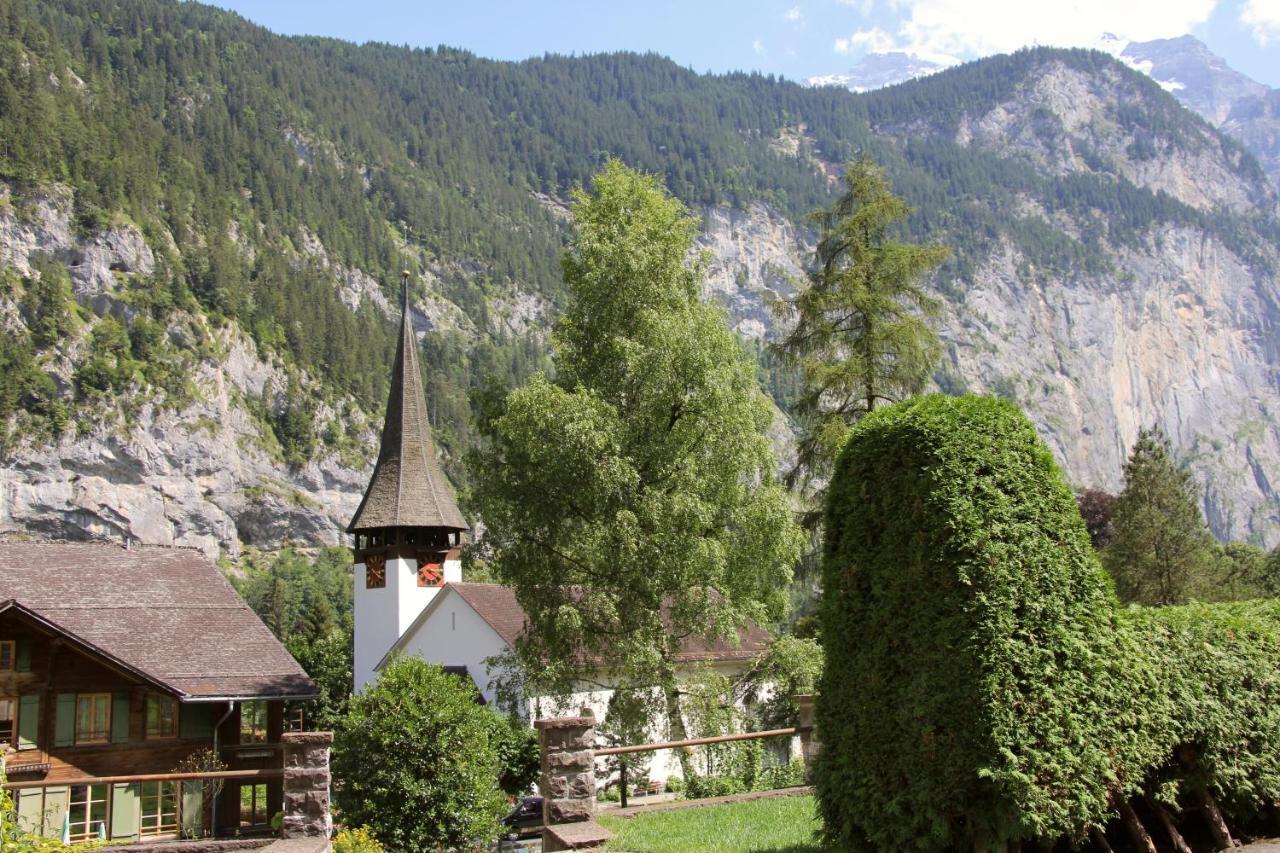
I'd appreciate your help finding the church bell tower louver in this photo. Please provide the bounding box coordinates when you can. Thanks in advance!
[349,271,467,691]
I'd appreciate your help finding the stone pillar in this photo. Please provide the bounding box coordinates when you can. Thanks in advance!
[536,714,597,852]
[796,694,821,784]
[281,731,333,840]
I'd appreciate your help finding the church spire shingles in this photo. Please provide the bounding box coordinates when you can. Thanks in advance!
[347,272,466,533]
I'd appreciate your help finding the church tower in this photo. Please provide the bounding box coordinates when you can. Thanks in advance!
[349,272,467,691]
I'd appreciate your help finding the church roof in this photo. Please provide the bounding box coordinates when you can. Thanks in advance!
[378,582,773,672]
[348,278,467,533]
[0,541,316,700]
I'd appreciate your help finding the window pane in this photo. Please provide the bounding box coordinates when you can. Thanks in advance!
[0,641,14,670]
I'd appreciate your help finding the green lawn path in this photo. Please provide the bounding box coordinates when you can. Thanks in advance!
[598,793,825,852]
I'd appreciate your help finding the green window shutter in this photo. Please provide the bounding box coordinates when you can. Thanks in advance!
[41,786,70,838]
[15,788,44,834]
[110,783,140,841]
[54,693,76,747]
[15,638,31,672]
[180,782,203,838]
[18,694,39,750]
[111,692,130,743]
[179,703,213,740]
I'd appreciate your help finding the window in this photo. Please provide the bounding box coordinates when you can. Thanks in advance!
[147,694,178,739]
[240,700,268,744]
[240,783,270,828]
[0,640,14,671]
[76,693,111,744]
[0,697,14,745]
[140,781,179,837]
[68,784,108,842]
[365,553,386,589]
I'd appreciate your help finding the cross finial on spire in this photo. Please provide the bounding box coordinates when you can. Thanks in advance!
[400,269,411,314]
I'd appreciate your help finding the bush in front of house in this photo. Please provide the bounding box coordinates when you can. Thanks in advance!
[333,658,509,850]
[816,394,1280,850]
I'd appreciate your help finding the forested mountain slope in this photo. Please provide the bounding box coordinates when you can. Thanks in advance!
[0,0,1276,552]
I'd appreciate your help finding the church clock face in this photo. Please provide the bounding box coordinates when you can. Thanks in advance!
[417,552,446,587]
[365,553,386,589]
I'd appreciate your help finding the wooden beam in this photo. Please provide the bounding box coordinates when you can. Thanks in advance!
[2,768,282,790]
[595,726,810,756]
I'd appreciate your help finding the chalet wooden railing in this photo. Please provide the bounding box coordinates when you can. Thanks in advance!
[1,767,283,790]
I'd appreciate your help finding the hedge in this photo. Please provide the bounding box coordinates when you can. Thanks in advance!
[815,394,1280,850]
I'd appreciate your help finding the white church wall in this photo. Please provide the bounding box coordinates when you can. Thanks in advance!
[392,585,509,703]
[354,554,455,692]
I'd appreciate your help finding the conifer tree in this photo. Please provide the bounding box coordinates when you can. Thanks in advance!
[776,157,949,522]
[1104,427,1217,605]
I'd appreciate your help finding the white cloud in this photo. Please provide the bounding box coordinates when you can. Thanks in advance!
[1241,0,1280,44]
[865,0,1220,62]
[784,5,804,23]
[753,38,766,56]
[834,26,897,54]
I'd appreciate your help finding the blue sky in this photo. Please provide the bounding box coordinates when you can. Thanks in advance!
[208,0,1280,87]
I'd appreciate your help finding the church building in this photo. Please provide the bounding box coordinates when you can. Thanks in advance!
[350,277,772,744]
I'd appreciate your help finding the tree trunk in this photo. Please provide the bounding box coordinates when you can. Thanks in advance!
[659,665,695,782]
[1089,827,1114,853]
[1148,798,1193,853]
[1118,799,1158,853]
[1194,787,1236,851]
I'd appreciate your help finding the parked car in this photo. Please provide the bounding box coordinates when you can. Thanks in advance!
[501,796,544,838]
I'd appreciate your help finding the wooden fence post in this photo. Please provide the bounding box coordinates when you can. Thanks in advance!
[796,694,821,783]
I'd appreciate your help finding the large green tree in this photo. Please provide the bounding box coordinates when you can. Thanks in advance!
[469,160,803,750]
[776,157,950,520]
[1104,426,1217,605]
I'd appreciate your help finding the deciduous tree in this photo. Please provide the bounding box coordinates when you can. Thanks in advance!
[469,160,803,760]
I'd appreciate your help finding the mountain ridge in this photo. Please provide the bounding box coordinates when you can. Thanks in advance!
[1,0,1277,551]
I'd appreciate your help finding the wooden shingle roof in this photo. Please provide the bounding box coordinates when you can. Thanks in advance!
[347,279,466,533]
[0,541,316,700]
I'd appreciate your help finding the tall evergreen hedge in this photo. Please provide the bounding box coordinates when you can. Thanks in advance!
[816,395,1280,850]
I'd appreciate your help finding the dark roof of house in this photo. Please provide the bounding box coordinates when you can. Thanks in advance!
[348,279,467,533]
[449,583,772,664]
[0,541,317,700]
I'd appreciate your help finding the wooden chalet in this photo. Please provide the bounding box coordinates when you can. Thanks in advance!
[0,541,317,843]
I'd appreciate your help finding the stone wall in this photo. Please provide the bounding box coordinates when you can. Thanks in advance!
[280,732,333,840]
[536,714,599,851]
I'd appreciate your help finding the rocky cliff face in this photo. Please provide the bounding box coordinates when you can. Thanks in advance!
[691,190,1280,547]
[0,181,377,557]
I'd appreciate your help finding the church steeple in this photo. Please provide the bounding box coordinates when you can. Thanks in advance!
[350,271,467,692]
[347,271,466,533]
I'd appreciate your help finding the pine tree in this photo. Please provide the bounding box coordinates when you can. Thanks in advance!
[776,156,949,523]
[1104,427,1217,605]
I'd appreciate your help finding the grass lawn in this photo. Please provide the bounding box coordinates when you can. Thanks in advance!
[598,792,825,853]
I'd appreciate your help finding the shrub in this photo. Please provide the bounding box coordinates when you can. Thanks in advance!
[817,394,1280,850]
[485,712,539,797]
[331,826,384,853]
[333,658,508,850]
